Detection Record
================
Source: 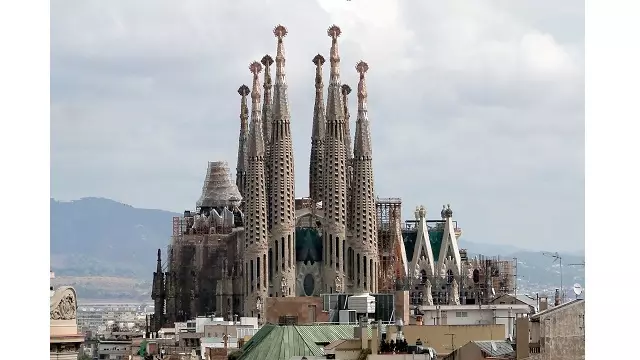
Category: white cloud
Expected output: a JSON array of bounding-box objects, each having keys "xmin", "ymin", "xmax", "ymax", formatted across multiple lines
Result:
[{"xmin": 51, "ymin": 0, "xmax": 584, "ymax": 252}]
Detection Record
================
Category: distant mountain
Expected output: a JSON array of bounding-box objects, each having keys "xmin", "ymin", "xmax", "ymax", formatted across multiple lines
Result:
[
  {"xmin": 50, "ymin": 197, "xmax": 584, "ymax": 300},
  {"xmin": 50, "ymin": 197, "xmax": 179, "ymax": 279}
]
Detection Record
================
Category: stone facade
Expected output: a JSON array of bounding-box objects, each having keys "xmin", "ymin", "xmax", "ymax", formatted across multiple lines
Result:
[{"xmin": 50, "ymin": 286, "xmax": 84, "ymax": 360}]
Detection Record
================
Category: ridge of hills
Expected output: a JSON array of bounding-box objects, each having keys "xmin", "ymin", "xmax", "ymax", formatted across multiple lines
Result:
[{"xmin": 50, "ymin": 197, "xmax": 585, "ymax": 301}]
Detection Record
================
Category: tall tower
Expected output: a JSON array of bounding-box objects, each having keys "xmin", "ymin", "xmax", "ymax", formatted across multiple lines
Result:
[
  {"xmin": 261, "ymin": 55, "xmax": 274, "ymax": 205},
  {"xmin": 151, "ymin": 248, "xmax": 165, "ymax": 331},
  {"xmin": 322, "ymin": 25, "xmax": 348, "ymax": 292},
  {"xmin": 309, "ymin": 54, "xmax": 326, "ymax": 203},
  {"xmin": 236, "ymin": 85, "xmax": 250, "ymax": 202},
  {"xmin": 351, "ymin": 61, "xmax": 379, "ymax": 293},
  {"xmin": 243, "ymin": 61, "xmax": 269, "ymax": 317},
  {"xmin": 341, "ymin": 84, "xmax": 353, "ymax": 162},
  {"xmin": 268, "ymin": 25, "xmax": 296, "ymax": 297}
]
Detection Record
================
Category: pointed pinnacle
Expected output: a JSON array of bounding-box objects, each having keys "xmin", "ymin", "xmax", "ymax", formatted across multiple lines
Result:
[
  {"xmin": 238, "ymin": 84, "xmax": 250, "ymax": 97},
  {"xmin": 261, "ymin": 55, "xmax": 274, "ymax": 67},
  {"xmin": 313, "ymin": 54, "xmax": 326, "ymax": 66}
]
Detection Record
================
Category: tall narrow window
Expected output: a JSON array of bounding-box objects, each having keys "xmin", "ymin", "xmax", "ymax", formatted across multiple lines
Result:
[
  {"xmin": 336, "ymin": 237, "xmax": 340, "ymax": 269},
  {"xmin": 281, "ymin": 237, "xmax": 285, "ymax": 270},
  {"xmin": 256, "ymin": 257, "xmax": 261, "ymax": 290},
  {"xmin": 357, "ymin": 254, "xmax": 361, "ymax": 286},
  {"xmin": 329, "ymin": 235, "xmax": 333, "ymax": 266},
  {"xmin": 342, "ymin": 240, "xmax": 346, "ymax": 273},
  {"xmin": 269, "ymin": 249, "xmax": 273, "ymax": 282},
  {"xmin": 250, "ymin": 260, "xmax": 254, "ymax": 292},
  {"xmin": 263, "ymin": 254, "xmax": 267, "ymax": 289},
  {"xmin": 288, "ymin": 235, "xmax": 292, "ymax": 268},
  {"xmin": 275, "ymin": 240, "xmax": 279, "ymax": 272}
]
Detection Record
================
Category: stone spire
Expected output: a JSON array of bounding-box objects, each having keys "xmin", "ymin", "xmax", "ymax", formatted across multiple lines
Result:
[
  {"xmin": 236, "ymin": 84, "xmax": 250, "ymax": 202},
  {"xmin": 341, "ymin": 84, "xmax": 353, "ymax": 161},
  {"xmin": 261, "ymin": 55, "xmax": 274, "ymax": 202},
  {"xmin": 244, "ymin": 61, "xmax": 269, "ymax": 315},
  {"xmin": 268, "ymin": 25, "xmax": 296, "ymax": 297},
  {"xmin": 351, "ymin": 61, "xmax": 378, "ymax": 293},
  {"xmin": 309, "ymin": 54, "xmax": 326, "ymax": 203},
  {"xmin": 322, "ymin": 25, "xmax": 348, "ymax": 293},
  {"xmin": 152, "ymin": 248, "xmax": 165, "ymax": 331}
]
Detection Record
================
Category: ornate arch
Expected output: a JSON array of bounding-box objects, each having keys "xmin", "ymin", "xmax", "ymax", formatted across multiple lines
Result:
[{"xmin": 50, "ymin": 286, "xmax": 77, "ymax": 320}]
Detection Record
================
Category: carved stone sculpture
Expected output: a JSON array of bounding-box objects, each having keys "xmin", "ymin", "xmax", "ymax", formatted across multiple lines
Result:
[
  {"xmin": 450, "ymin": 279, "xmax": 460, "ymax": 305},
  {"xmin": 280, "ymin": 276, "xmax": 288, "ymax": 296},
  {"xmin": 335, "ymin": 275, "xmax": 343, "ymax": 293},
  {"xmin": 425, "ymin": 279, "xmax": 434, "ymax": 306},
  {"xmin": 50, "ymin": 292, "xmax": 77, "ymax": 320}
]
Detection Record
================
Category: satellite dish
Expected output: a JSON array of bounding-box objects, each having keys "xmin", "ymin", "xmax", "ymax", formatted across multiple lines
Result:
[{"xmin": 573, "ymin": 283, "xmax": 583, "ymax": 296}]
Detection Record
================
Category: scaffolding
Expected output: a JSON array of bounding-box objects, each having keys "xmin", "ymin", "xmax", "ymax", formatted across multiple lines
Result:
[{"xmin": 376, "ymin": 198, "xmax": 405, "ymax": 293}]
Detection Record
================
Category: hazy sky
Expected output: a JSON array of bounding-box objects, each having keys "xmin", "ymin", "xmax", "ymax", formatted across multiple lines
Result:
[{"xmin": 51, "ymin": 0, "xmax": 584, "ymax": 252}]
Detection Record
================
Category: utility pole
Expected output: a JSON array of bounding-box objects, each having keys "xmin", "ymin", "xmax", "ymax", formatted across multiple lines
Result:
[
  {"xmin": 445, "ymin": 333, "xmax": 456, "ymax": 359},
  {"xmin": 542, "ymin": 252, "xmax": 563, "ymax": 303}
]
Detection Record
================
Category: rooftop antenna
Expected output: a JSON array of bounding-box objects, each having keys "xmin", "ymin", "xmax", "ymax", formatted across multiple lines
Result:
[
  {"xmin": 572, "ymin": 283, "xmax": 583, "ymax": 299},
  {"xmin": 542, "ymin": 252, "xmax": 564, "ymax": 303}
]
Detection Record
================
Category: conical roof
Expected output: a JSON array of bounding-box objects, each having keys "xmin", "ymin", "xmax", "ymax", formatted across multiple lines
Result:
[{"xmin": 196, "ymin": 161, "xmax": 243, "ymax": 208}]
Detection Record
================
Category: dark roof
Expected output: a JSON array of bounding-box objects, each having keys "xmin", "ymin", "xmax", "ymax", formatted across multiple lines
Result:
[{"xmin": 472, "ymin": 340, "xmax": 514, "ymax": 357}]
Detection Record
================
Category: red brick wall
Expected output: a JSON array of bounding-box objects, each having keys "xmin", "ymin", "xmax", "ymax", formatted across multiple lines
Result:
[{"xmin": 265, "ymin": 297, "xmax": 329, "ymax": 324}]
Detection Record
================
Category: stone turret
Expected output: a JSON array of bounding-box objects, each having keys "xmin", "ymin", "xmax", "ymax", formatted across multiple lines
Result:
[
  {"xmin": 351, "ymin": 61, "xmax": 378, "ymax": 293},
  {"xmin": 244, "ymin": 61, "xmax": 269, "ymax": 318},
  {"xmin": 261, "ymin": 55, "xmax": 274, "ymax": 208},
  {"xmin": 236, "ymin": 84, "xmax": 250, "ymax": 203},
  {"xmin": 268, "ymin": 25, "xmax": 296, "ymax": 296},
  {"xmin": 322, "ymin": 25, "xmax": 348, "ymax": 292},
  {"xmin": 309, "ymin": 54, "xmax": 326, "ymax": 203}
]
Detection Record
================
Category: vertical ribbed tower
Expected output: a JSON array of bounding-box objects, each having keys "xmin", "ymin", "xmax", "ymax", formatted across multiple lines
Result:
[
  {"xmin": 322, "ymin": 25, "xmax": 347, "ymax": 292},
  {"xmin": 243, "ymin": 61, "xmax": 269, "ymax": 317},
  {"xmin": 341, "ymin": 84, "xmax": 354, "ymax": 235},
  {"xmin": 268, "ymin": 25, "xmax": 296, "ymax": 297},
  {"xmin": 309, "ymin": 54, "xmax": 326, "ymax": 203},
  {"xmin": 261, "ymin": 55, "xmax": 274, "ymax": 212},
  {"xmin": 351, "ymin": 61, "xmax": 378, "ymax": 293},
  {"xmin": 341, "ymin": 84, "xmax": 353, "ymax": 162},
  {"xmin": 236, "ymin": 85, "xmax": 250, "ymax": 203}
]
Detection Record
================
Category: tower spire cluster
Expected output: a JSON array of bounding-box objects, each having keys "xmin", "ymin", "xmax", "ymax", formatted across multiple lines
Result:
[{"xmin": 237, "ymin": 24, "xmax": 378, "ymax": 305}]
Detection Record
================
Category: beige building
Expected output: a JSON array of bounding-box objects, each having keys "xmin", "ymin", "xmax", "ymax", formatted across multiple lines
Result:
[
  {"xmin": 50, "ymin": 286, "xmax": 84, "ymax": 360},
  {"xmin": 522, "ymin": 299, "xmax": 585, "ymax": 360},
  {"xmin": 386, "ymin": 324, "xmax": 505, "ymax": 356}
]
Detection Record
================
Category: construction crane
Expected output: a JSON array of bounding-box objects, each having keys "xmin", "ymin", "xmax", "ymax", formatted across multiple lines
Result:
[
  {"xmin": 568, "ymin": 260, "xmax": 585, "ymax": 267},
  {"xmin": 542, "ymin": 252, "xmax": 564, "ymax": 303}
]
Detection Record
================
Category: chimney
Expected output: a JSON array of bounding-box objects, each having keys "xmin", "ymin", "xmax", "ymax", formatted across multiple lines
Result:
[
  {"xmin": 360, "ymin": 318, "xmax": 368, "ymax": 350},
  {"xmin": 554, "ymin": 289, "xmax": 561, "ymax": 306},
  {"xmin": 515, "ymin": 316, "xmax": 530, "ymax": 360},
  {"xmin": 371, "ymin": 325, "xmax": 379, "ymax": 354},
  {"xmin": 539, "ymin": 297, "xmax": 548, "ymax": 312}
]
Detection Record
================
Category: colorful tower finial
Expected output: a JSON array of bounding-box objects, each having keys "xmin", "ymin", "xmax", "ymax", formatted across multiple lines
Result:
[
  {"xmin": 274, "ymin": 25, "xmax": 288, "ymax": 78},
  {"xmin": 248, "ymin": 61, "xmax": 263, "ymax": 158},
  {"xmin": 356, "ymin": 61, "xmax": 369, "ymax": 100},
  {"xmin": 328, "ymin": 25, "xmax": 342, "ymax": 78}
]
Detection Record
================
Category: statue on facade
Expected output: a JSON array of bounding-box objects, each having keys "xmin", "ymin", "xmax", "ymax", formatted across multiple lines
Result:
[
  {"xmin": 335, "ymin": 275, "xmax": 343, "ymax": 293},
  {"xmin": 425, "ymin": 279, "xmax": 434, "ymax": 306},
  {"xmin": 280, "ymin": 276, "xmax": 288, "ymax": 296},
  {"xmin": 449, "ymin": 279, "xmax": 460, "ymax": 305}
]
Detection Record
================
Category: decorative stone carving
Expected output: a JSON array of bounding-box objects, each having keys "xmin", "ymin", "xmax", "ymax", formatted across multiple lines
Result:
[
  {"xmin": 335, "ymin": 275, "xmax": 343, "ymax": 293},
  {"xmin": 450, "ymin": 279, "xmax": 460, "ymax": 305},
  {"xmin": 280, "ymin": 276, "xmax": 288, "ymax": 296},
  {"xmin": 425, "ymin": 279, "xmax": 434, "ymax": 306},
  {"xmin": 50, "ymin": 290, "xmax": 77, "ymax": 320}
]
